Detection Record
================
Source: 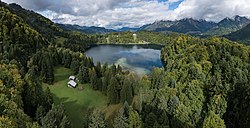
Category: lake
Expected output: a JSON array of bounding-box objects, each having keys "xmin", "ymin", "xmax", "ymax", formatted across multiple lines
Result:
[{"xmin": 85, "ymin": 44, "xmax": 163, "ymax": 75}]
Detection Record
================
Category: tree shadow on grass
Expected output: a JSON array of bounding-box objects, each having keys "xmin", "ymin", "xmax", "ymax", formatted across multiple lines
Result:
[
  {"xmin": 54, "ymin": 74, "xmax": 68, "ymax": 83},
  {"xmin": 52, "ymin": 93, "xmax": 87, "ymax": 128}
]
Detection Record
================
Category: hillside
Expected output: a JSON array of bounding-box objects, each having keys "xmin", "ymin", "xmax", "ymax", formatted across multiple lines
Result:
[
  {"xmin": 225, "ymin": 23, "xmax": 250, "ymax": 44},
  {"xmin": 140, "ymin": 19, "xmax": 216, "ymax": 34},
  {"xmin": 0, "ymin": 3, "xmax": 56, "ymax": 127},
  {"xmin": 205, "ymin": 15, "xmax": 250, "ymax": 36},
  {"xmin": 5, "ymin": 2, "xmax": 97, "ymax": 48},
  {"xmin": 140, "ymin": 18, "xmax": 215, "ymax": 34},
  {"xmin": 7, "ymin": 3, "xmax": 63, "ymax": 41},
  {"xmin": 140, "ymin": 20, "xmax": 175, "ymax": 31},
  {"xmin": 160, "ymin": 36, "xmax": 250, "ymax": 128},
  {"xmin": 160, "ymin": 18, "xmax": 215, "ymax": 34},
  {"xmin": 0, "ymin": 5, "xmax": 47, "ymax": 66},
  {"xmin": 0, "ymin": 2, "xmax": 96, "ymax": 127}
]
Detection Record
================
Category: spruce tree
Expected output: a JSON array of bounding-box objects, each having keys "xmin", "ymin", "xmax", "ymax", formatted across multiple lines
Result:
[
  {"xmin": 42, "ymin": 104, "xmax": 71, "ymax": 128},
  {"xmin": 107, "ymin": 77, "xmax": 118, "ymax": 104},
  {"xmin": 88, "ymin": 110, "xmax": 107, "ymax": 128},
  {"xmin": 113, "ymin": 108, "xmax": 129, "ymax": 128}
]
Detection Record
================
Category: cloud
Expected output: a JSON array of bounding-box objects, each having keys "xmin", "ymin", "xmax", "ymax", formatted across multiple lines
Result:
[
  {"xmin": 35, "ymin": 0, "xmax": 175, "ymax": 29},
  {"xmin": 174, "ymin": 0, "xmax": 250, "ymax": 22},
  {"xmin": 3, "ymin": 0, "xmax": 131, "ymax": 16},
  {"xmin": 2, "ymin": 0, "xmax": 250, "ymax": 29}
]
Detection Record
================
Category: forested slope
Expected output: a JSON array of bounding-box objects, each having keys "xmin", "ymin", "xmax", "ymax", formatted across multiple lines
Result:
[
  {"xmin": 0, "ymin": 3, "xmax": 93, "ymax": 127},
  {"xmin": 0, "ymin": 5, "xmax": 54, "ymax": 127},
  {"xmin": 159, "ymin": 36, "xmax": 250, "ymax": 127},
  {"xmin": 225, "ymin": 23, "xmax": 250, "ymax": 45},
  {"xmin": 0, "ymin": 6, "xmax": 48, "ymax": 65}
]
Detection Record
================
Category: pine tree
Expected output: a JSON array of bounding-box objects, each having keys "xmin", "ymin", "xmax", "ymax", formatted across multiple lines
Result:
[
  {"xmin": 107, "ymin": 77, "xmax": 119, "ymax": 104},
  {"xmin": 102, "ymin": 69, "xmax": 112, "ymax": 95},
  {"xmin": 35, "ymin": 106, "xmax": 46, "ymax": 124},
  {"xmin": 78, "ymin": 65, "xmax": 89, "ymax": 84},
  {"xmin": 89, "ymin": 68, "xmax": 98, "ymax": 90},
  {"xmin": 113, "ymin": 108, "xmax": 129, "ymax": 128},
  {"xmin": 120, "ymin": 77, "xmax": 133, "ymax": 105},
  {"xmin": 42, "ymin": 87, "xmax": 53, "ymax": 112},
  {"xmin": 70, "ymin": 58, "xmax": 80, "ymax": 74},
  {"xmin": 42, "ymin": 104, "xmax": 71, "ymax": 128},
  {"xmin": 88, "ymin": 110, "xmax": 107, "ymax": 128},
  {"xmin": 95, "ymin": 62, "xmax": 102, "ymax": 78},
  {"xmin": 151, "ymin": 68, "xmax": 164, "ymax": 89},
  {"xmin": 129, "ymin": 110, "xmax": 142, "ymax": 128}
]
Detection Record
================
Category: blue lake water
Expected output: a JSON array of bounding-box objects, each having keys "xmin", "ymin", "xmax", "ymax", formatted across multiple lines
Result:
[{"xmin": 85, "ymin": 45, "xmax": 163, "ymax": 75}]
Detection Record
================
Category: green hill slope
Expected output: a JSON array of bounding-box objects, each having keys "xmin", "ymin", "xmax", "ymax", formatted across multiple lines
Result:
[
  {"xmin": 0, "ymin": 6, "xmax": 47, "ymax": 66},
  {"xmin": 8, "ymin": 3, "xmax": 63, "ymax": 41},
  {"xmin": 225, "ymin": 23, "xmax": 250, "ymax": 44}
]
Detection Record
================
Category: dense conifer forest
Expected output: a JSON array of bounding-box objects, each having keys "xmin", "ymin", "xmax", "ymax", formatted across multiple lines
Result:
[{"xmin": 1, "ymin": 1, "xmax": 250, "ymax": 128}]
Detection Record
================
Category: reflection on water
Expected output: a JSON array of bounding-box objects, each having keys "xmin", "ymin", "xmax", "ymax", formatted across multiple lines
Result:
[{"xmin": 85, "ymin": 45, "xmax": 163, "ymax": 75}]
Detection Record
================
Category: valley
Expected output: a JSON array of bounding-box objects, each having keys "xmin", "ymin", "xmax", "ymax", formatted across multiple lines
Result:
[{"xmin": 1, "ymin": 1, "xmax": 250, "ymax": 128}]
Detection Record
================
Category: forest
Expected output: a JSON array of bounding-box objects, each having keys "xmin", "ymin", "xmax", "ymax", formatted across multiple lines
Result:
[{"xmin": 1, "ymin": 1, "xmax": 250, "ymax": 128}]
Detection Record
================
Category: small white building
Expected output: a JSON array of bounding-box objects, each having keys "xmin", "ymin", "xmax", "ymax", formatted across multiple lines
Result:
[
  {"xmin": 68, "ymin": 80, "xmax": 77, "ymax": 88},
  {"xmin": 69, "ymin": 76, "xmax": 76, "ymax": 81}
]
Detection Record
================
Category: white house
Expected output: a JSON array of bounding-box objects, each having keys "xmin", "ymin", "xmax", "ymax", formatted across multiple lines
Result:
[
  {"xmin": 68, "ymin": 80, "xmax": 77, "ymax": 88},
  {"xmin": 69, "ymin": 76, "xmax": 76, "ymax": 81}
]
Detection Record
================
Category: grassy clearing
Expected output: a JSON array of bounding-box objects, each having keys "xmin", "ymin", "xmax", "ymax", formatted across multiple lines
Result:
[{"xmin": 43, "ymin": 67, "xmax": 107, "ymax": 128}]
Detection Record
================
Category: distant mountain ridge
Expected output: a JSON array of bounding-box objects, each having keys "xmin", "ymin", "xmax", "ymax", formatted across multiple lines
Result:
[
  {"xmin": 225, "ymin": 23, "xmax": 250, "ymax": 44},
  {"xmin": 4, "ymin": 1, "xmax": 250, "ymax": 37},
  {"xmin": 9, "ymin": 1, "xmax": 249, "ymax": 37},
  {"xmin": 57, "ymin": 24, "xmax": 116, "ymax": 34},
  {"xmin": 117, "ymin": 27, "xmax": 140, "ymax": 32},
  {"xmin": 55, "ymin": 16, "xmax": 250, "ymax": 36},
  {"xmin": 140, "ymin": 20, "xmax": 175, "ymax": 31},
  {"xmin": 139, "ymin": 16, "xmax": 250, "ymax": 36},
  {"xmin": 204, "ymin": 15, "xmax": 250, "ymax": 36},
  {"xmin": 155, "ymin": 18, "xmax": 216, "ymax": 34}
]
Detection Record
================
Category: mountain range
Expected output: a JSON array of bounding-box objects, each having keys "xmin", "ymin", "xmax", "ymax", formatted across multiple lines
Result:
[
  {"xmin": 141, "ymin": 19, "xmax": 216, "ymax": 34},
  {"xmin": 57, "ymin": 24, "xmax": 116, "ymax": 34},
  {"xmin": 225, "ymin": 23, "xmax": 250, "ymax": 44},
  {"xmin": 140, "ymin": 16, "xmax": 250, "ymax": 36},
  {"xmin": 4, "ymin": 2, "xmax": 250, "ymax": 44},
  {"xmin": 205, "ymin": 16, "xmax": 250, "ymax": 36},
  {"xmin": 58, "ymin": 16, "xmax": 250, "ymax": 37},
  {"xmin": 56, "ymin": 24, "xmax": 141, "ymax": 34}
]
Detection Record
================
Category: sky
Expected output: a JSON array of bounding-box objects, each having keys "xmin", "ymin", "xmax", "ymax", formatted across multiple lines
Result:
[{"xmin": 2, "ymin": 0, "xmax": 250, "ymax": 29}]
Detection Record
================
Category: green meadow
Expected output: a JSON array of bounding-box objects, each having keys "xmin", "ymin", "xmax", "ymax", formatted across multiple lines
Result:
[{"xmin": 43, "ymin": 67, "xmax": 107, "ymax": 128}]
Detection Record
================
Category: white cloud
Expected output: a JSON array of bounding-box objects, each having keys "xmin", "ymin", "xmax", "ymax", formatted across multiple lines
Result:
[
  {"xmin": 2, "ymin": 0, "xmax": 250, "ymax": 29},
  {"xmin": 37, "ymin": 0, "xmax": 176, "ymax": 29},
  {"xmin": 2, "ymin": 0, "xmax": 131, "ymax": 16},
  {"xmin": 174, "ymin": 0, "xmax": 250, "ymax": 22}
]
